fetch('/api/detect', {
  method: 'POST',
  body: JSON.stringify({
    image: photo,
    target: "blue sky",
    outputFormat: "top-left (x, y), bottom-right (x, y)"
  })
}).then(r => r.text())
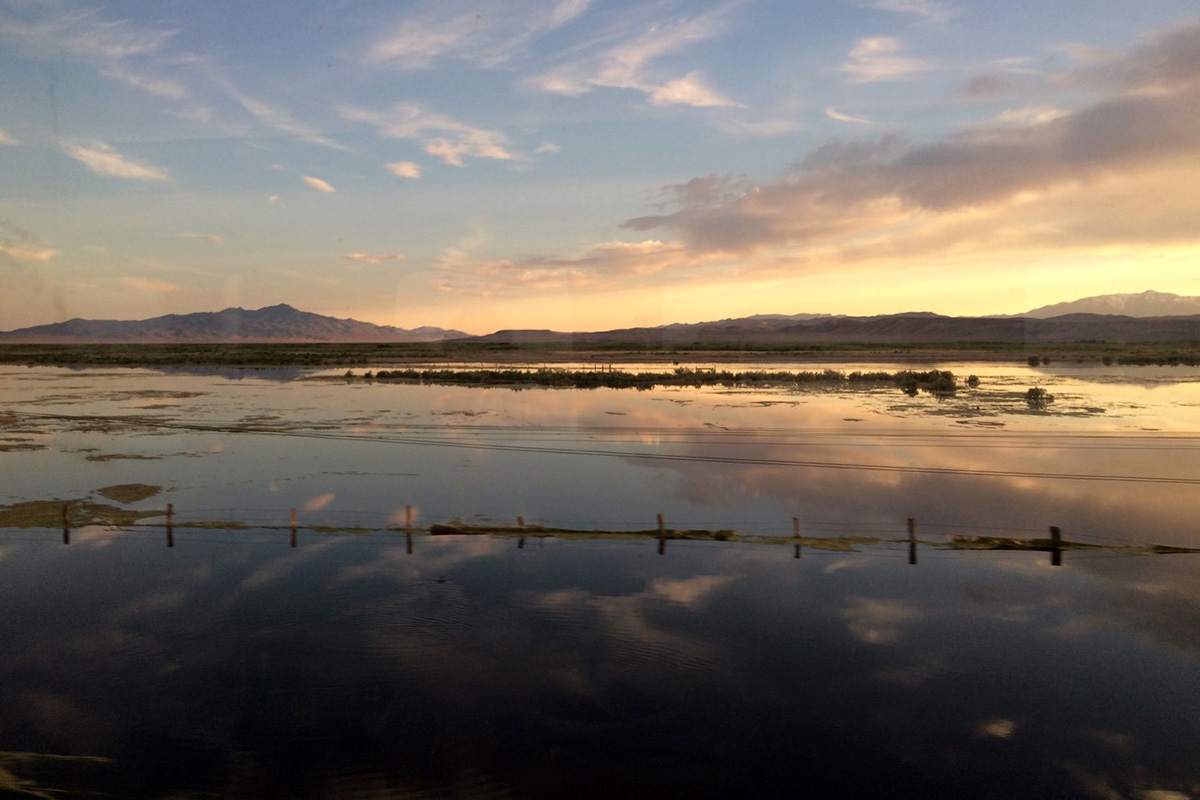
top-left (2, 0), bottom-right (1199, 333)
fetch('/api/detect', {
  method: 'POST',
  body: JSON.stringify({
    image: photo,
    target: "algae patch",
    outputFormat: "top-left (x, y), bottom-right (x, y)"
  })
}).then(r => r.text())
top-left (95, 483), bottom-right (162, 504)
top-left (0, 442), bottom-right (46, 452)
top-left (85, 453), bottom-right (163, 462)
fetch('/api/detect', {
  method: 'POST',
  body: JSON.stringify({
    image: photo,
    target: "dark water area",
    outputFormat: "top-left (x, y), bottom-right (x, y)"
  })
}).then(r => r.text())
top-left (2, 532), bottom-right (1198, 798)
top-left (2, 365), bottom-right (1199, 797)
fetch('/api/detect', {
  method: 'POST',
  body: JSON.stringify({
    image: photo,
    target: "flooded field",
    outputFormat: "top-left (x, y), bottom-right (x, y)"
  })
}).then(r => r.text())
top-left (2, 363), bottom-right (1199, 797)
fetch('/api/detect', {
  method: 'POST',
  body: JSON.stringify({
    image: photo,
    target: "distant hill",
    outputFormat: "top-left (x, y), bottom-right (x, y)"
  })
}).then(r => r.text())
top-left (471, 311), bottom-right (1200, 345)
top-left (5, 293), bottom-right (1200, 346)
top-left (0, 304), bottom-right (468, 343)
top-left (1024, 290), bottom-right (1200, 318)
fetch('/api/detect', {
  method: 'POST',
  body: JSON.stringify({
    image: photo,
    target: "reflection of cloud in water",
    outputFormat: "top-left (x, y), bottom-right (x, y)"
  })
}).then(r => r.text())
top-left (648, 574), bottom-right (738, 608)
top-left (643, 431), bottom-right (1200, 546)
top-left (823, 557), bottom-right (877, 574)
top-left (239, 538), bottom-right (344, 591)
top-left (975, 718), bottom-right (1017, 739)
top-left (334, 537), bottom-right (508, 584)
top-left (303, 492), bottom-right (335, 511)
top-left (842, 596), bottom-right (925, 645)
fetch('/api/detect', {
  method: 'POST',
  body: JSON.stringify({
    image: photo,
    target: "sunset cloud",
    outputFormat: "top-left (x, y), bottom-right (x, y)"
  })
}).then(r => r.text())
top-left (302, 175), bottom-right (337, 193)
top-left (342, 252), bottom-right (407, 264)
top-left (619, 21), bottom-right (1200, 274)
top-left (433, 238), bottom-right (727, 295)
top-left (222, 83), bottom-right (347, 151)
top-left (341, 103), bottom-right (514, 165)
top-left (180, 233), bottom-right (225, 245)
top-left (860, 0), bottom-right (958, 25)
top-left (65, 142), bottom-right (169, 181)
top-left (385, 161), bottom-right (422, 179)
top-left (826, 107), bottom-right (876, 125)
top-left (0, 128), bottom-right (20, 146)
top-left (0, 222), bottom-right (56, 262)
top-left (367, 0), bottom-right (594, 69)
top-left (839, 37), bottom-right (931, 84)
top-left (527, 5), bottom-right (738, 107)
top-left (121, 277), bottom-right (179, 293)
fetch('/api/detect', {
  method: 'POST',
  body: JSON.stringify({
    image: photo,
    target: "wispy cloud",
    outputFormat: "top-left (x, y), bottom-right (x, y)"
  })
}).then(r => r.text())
top-left (385, 161), bottom-right (422, 179)
top-left (0, 127), bottom-right (19, 146)
top-left (0, 7), bottom-right (176, 60)
top-left (180, 233), bottom-right (225, 245)
top-left (121, 276), bottom-right (179, 293)
top-left (717, 118), bottom-right (804, 137)
top-left (858, 0), bottom-right (958, 25)
top-left (0, 6), bottom-right (189, 103)
top-left (366, 0), bottom-right (595, 69)
top-left (826, 107), bottom-right (876, 125)
top-left (100, 62), bottom-right (187, 99)
top-left (65, 142), bottom-right (169, 181)
top-left (534, 142), bottom-right (562, 155)
top-left (167, 107), bottom-right (212, 124)
top-left (302, 176), bottom-right (337, 193)
top-left (342, 252), bottom-right (406, 264)
top-left (433, 238), bottom-right (726, 295)
top-left (224, 85), bottom-right (348, 151)
top-left (840, 37), bottom-right (931, 84)
top-left (341, 103), bottom-right (514, 166)
top-left (527, 5), bottom-right (739, 108)
top-left (0, 222), bottom-right (57, 262)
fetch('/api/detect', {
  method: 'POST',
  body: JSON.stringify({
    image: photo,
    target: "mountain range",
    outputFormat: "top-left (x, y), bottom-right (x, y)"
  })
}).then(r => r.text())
top-left (0, 291), bottom-right (1197, 344)
top-left (0, 304), bottom-right (467, 343)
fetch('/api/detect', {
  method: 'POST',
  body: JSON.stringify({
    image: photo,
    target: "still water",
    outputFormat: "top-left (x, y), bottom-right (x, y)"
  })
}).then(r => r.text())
top-left (1, 364), bottom-right (1198, 797)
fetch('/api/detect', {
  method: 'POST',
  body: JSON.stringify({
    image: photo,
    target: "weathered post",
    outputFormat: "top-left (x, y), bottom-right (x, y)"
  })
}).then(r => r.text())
top-left (405, 505), bottom-right (414, 531)
top-left (290, 508), bottom-right (298, 548)
top-left (657, 513), bottom-right (666, 537)
top-left (1050, 525), bottom-right (1062, 566)
top-left (793, 517), bottom-right (802, 559)
top-left (406, 532), bottom-right (413, 555)
top-left (908, 517), bottom-right (917, 565)
top-left (166, 503), bottom-right (175, 548)
top-left (517, 516), bottom-right (525, 530)
top-left (62, 503), bottom-right (69, 545)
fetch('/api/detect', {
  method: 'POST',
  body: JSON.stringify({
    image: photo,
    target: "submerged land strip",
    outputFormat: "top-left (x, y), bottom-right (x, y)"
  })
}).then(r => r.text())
top-left (1, 340), bottom-right (1199, 368)
top-left (2, 498), bottom-right (1196, 558)
top-left (345, 367), bottom-right (961, 393)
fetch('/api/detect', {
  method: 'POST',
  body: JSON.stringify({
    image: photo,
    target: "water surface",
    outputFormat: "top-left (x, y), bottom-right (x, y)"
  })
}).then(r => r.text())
top-left (1, 364), bottom-right (1198, 797)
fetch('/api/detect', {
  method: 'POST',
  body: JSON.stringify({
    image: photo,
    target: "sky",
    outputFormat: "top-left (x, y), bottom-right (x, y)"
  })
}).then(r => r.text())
top-left (1, 0), bottom-right (1199, 334)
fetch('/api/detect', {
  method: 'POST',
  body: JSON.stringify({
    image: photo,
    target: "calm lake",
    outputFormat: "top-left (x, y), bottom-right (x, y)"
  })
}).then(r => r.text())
top-left (2, 363), bottom-right (1199, 797)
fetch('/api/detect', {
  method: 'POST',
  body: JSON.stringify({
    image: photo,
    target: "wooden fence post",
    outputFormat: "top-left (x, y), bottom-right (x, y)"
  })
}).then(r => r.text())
top-left (908, 517), bottom-right (917, 565)
top-left (166, 503), bottom-right (174, 548)
top-left (1050, 525), bottom-right (1062, 566)
top-left (793, 517), bottom-right (801, 559)
top-left (290, 508), bottom-right (297, 548)
top-left (62, 503), bottom-right (69, 545)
